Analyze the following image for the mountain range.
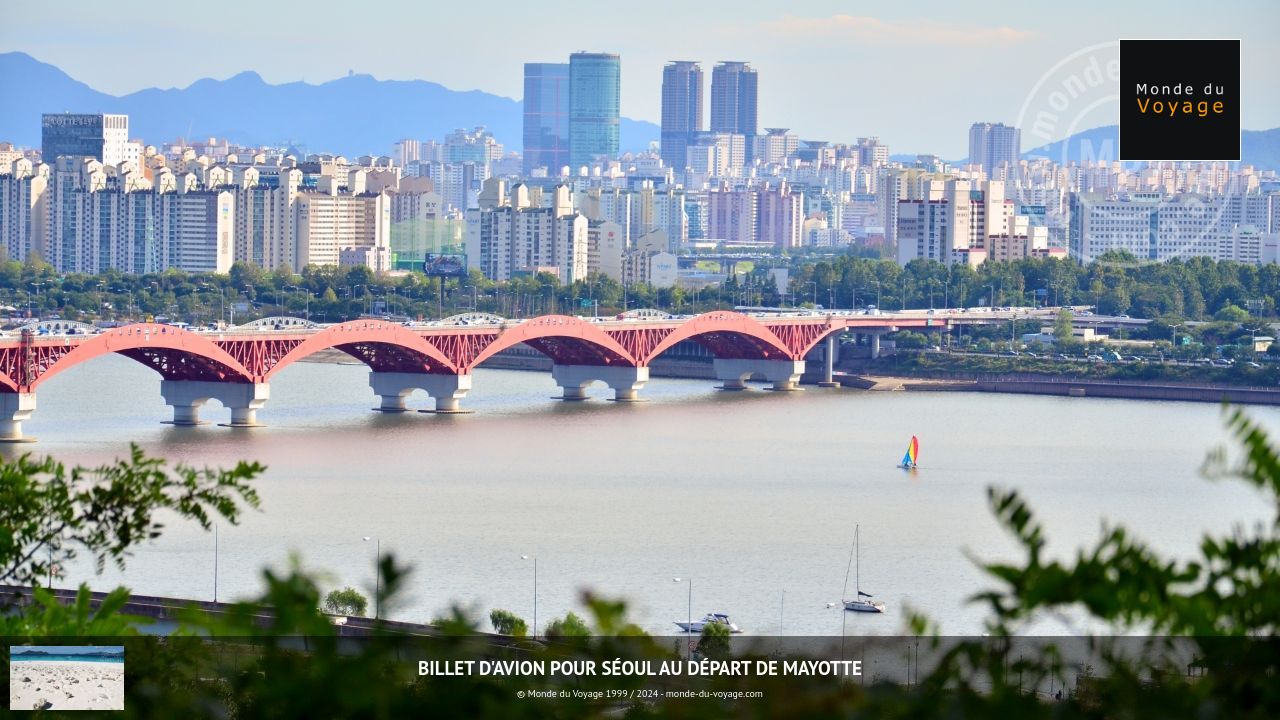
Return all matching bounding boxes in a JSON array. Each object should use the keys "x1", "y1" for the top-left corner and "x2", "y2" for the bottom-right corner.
[
  {"x1": 1022, "y1": 125, "x2": 1280, "y2": 171},
  {"x1": 2, "y1": 52, "x2": 1276, "y2": 170},
  {"x1": 0, "y1": 52, "x2": 659, "y2": 157}
]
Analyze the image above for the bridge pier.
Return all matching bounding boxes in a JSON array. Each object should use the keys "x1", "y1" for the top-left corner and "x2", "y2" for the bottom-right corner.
[
  {"x1": 551, "y1": 364, "x2": 649, "y2": 401},
  {"x1": 714, "y1": 358, "x2": 805, "y2": 391},
  {"x1": 369, "y1": 372, "x2": 472, "y2": 414},
  {"x1": 0, "y1": 392, "x2": 37, "y2": 442},
  {"x1": 160, "y1": 380, "x2": 270, "y2": 427},
  {"x1": 818, "y1": 335, "x2": 839, "y2": 387},
  {"x1": 870, "y1": 332, "x2": 882, "y2": 359}
]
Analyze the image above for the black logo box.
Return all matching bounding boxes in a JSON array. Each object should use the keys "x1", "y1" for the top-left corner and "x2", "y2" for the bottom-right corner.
[{"x1": 1119, "y1": 39, "x2": 1240, "y2": 161}]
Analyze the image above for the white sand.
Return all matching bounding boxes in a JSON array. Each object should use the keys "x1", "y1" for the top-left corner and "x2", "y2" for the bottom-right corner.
[{"x1": 9, "y1": 660, "x2": 124, "y2": 711}]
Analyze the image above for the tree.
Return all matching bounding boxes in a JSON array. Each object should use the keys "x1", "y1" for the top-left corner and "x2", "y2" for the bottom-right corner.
[
  {"x1": 696, "y1": 620, "x2": 731, "y2": 658},
  {"x1": 0, "y1": 445, "x2": 262, "y2": 589},
  {"x1": 1213, "y1": 303, "x2": 1249, "y2": 323},
  {"x1": 1053, "y1": 308, "x2": 1074, "y2": 342},
  {"x1": 488, "y1": 608, "x2": 528, "y2": 637},
  {"x1": 321, "y1": 587, "x2": 368, "y2": 617},
  {"x1": 544, "y1": 611, "x2": 590, "y2": 638}
]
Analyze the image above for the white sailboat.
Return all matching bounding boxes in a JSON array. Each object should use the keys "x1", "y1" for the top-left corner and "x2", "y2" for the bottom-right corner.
[{"x1": 842, "y1": 524, "x2": 885, "y2": 614}]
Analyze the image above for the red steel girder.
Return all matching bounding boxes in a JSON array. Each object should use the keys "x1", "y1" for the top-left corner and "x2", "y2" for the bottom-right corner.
[
  {"x1": 215, "y1": 338, "x2": 306, "y2": 378},
  {"x1": 606, "y1": 327, "x2": 675, "y2": 366},
  {"x1": 762, "y1": 320, "x2": 835, "y2": 358},
  {"x1": 426, "y1": 331, "x2": 501, "y2": 372}
]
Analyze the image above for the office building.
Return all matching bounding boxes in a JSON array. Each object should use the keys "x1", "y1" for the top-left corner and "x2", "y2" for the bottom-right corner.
[
  {"x1": 523, "y1": 63, "x2": 571, "y2": 175},
  {"x1": 41, "y1": 113, "x2": 130, "y2": 165},
  {"x1": 710, "y1": 62, "x2": 758, "y2": 164},
  {"x1": 660, "y1": 61, "x2": 703, "y2": 172},
  {"x1": 568, "y1": 52, "x2": 621, "y2": 169}
]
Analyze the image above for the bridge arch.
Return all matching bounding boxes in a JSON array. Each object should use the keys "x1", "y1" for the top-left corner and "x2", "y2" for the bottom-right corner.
[
  {"x1": 467, "y1": 315, "x2": 637, "y2": 370},
  {"x1": 638, "y1": 311, "x2": 793, "y2": 364},
  {"x1": 261, "y1": 319, "x2": 461, "y2": 379},
  {"x1": 18, "y1": 323, "x2": 254, "y2": 392}
]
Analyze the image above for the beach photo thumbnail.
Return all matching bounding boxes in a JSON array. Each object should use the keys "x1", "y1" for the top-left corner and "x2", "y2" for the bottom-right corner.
[{"x1": 9, "y1": 645, "x2": 124, "y2": 711}]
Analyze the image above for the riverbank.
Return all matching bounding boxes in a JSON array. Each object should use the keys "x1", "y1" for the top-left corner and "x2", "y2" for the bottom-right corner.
[{"x1": 298, "y1": 347, "x2": 1280, "y2": 405}]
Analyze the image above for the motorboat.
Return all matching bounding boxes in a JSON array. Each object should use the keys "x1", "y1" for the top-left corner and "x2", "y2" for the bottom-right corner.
[{"x1": 674, "y1": 613, "x2": 743, "y2": 634}]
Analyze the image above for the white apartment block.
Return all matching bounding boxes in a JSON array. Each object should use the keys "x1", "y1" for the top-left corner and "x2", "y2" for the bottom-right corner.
[
  {"x1": 465, "y1": 180, "x2": 587, "y2": 284},
  {"x1": 0, "y1": 159, "x2": 49, "y2": 262},
  {"x1": 1069, "y1": 192, "x2": 1273, "y2": 263},
  {"x1": 295, "y1": 190, "x2": 390, "y2": 271},
  {"x1": 896, "y1": 179, "x2": 1059, "y2": 265}
]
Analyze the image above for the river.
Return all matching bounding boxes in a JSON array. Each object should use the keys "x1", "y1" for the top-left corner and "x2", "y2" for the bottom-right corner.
[{"x1": 6, "y1": 354, "x2": 1274, "y2": 637}]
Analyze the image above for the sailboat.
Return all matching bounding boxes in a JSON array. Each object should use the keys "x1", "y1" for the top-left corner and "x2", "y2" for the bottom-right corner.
[
  {"x1": 842, "y1": 524, "x2": 886, "y2": 614},
  {"x1": 899, "y1": 435, "x2": 919, "y2": 469}
]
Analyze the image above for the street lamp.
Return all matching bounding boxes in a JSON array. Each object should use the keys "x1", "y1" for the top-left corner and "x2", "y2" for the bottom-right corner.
[
  {"x1": 363, "y1": 536, "x2": 381, "y2": 619},
  {"x1": 807, "y1": 281, "x2": 817, "y2": 309},
  {"x1": 673, "y1": 577, "x2": 692, "y2": 656},
  {"x1": 521, "y1": 555, "x2": 538, "y2": 639}
]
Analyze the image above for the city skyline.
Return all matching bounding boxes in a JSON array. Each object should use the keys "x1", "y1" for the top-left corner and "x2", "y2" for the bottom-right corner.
[{"x1": 3, "y1": 1, "x2": 1277, "y2": 158}]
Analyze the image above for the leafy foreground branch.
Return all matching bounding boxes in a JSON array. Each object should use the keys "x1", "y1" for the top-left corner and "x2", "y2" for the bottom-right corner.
[
  {"x1": 2, "y1": 417, "x2": 1278, "y2": 718},
  {"x1": 0, "y1": 444, "x2": 262, "y2": 592}
]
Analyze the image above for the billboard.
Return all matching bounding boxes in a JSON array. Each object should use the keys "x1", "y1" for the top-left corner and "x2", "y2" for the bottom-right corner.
[{"x1": 423, "y1": 253, "x2": 467, "y2": 278}]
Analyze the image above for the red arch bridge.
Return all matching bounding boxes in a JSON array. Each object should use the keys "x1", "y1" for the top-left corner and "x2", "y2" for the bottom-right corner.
[{"x1": 0, "y1": 309, "x2": 976, "y2": 441}]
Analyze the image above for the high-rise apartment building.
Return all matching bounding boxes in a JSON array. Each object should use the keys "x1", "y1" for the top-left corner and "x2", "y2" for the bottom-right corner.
[
  {"x1": 41, "y1": 113, "x2": 130, "y2": 166},
  {"x1": 294, "y1": 188, "x2": 391, "y2": 271},
  {"x1": 465, "y1": 180, "x2": 587, "y2": 283},
  {"x1": 710, "y1": 62, "x2": 758, "y2": 165},
  {"x1": 896, "y1": 179, "x2": 1055, "y2": 266},
  {"x1": 660, "y1": 61, "x2": 703, "y2": 172},
  {"x1": 968, "y1": 122, "x2": 1021, "y2": 175},
  {"x1": 568, "y1": 52, "x2": 621, "y2": 169},
  {"x1": 0, "y1": 159, "x2": 49, "y2": 263},
  {"x1": 523, "y1": 63, "x2": 571, "y2": 175}
]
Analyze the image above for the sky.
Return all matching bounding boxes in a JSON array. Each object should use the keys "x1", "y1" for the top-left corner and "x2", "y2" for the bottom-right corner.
[
  {"x1": 11, "y1": 646, "x2": 123, "y2": 655},
  {"x1": 3, "y1": 0, "x2": 1277, "y2": 157}
]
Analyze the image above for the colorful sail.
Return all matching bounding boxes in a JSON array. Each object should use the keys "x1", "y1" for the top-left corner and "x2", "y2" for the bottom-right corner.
[{"x1": 901, "y1": 435, "x2": 919, "y2": 467}]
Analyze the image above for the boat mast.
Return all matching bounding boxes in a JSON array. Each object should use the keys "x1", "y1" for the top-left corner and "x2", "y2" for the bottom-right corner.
[{"x1": 855, "y1": 524, "x2": 861, "y2": 596}]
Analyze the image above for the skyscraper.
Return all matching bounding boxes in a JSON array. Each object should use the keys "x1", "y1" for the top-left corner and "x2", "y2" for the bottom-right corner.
[
  {"x1": 968, "y1": 123, "x2": 1021, "y2": 175},
  {"x1": 568, "y1": 52, "x2": 621, "y2": 169},
  {"x1": 660, "y1": 61, "x2": 703, "y2": 172},
  {"x1": 710, "y1": 62, "x2": 758, "y2": 164},
  {"x1": 523, "y1": 63, "x2": 570, "y2": 175}
]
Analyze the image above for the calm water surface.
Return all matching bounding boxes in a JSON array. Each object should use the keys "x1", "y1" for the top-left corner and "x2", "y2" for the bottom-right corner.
[{"x1": 9, "y1": 354, "x2": 1275, "y2": 636}]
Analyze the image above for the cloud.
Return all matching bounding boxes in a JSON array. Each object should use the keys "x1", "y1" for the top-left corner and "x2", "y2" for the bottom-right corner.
[{"x1": 755, "y1": 14, "x2": 1034, "y2": 48}]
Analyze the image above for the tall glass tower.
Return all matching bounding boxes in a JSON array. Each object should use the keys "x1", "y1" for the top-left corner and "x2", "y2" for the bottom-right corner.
[
  {"x1": 523, "y1": 63, "x2": 570, "y2": 175},
  {"x1": 660, "y1": 61, "x2": 703, "y2": 172},
  {"x1": 710, "y1": 62, "x2": 758, "y2": 163},
  {"x1": 568, "y1": 52, "x2": 621, "y2": 169}
]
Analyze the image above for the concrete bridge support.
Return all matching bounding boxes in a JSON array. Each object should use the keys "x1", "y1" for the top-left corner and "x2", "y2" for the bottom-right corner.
[
  {"x1": 870, "y1": 332, "x2": 883, "y2": 359},
  {"x1": 551, "y1": 364, "x2": 649, "y2": 401},
  {"x1": 714, "y1": 358, "x2": 806, "y2": 391},
  {"x1": 160, "y1": 380, "x2": 270, "y2": 427},
  {"x1": 369, "y1": 372, "x2": 472, "y2": 413},
  {"x1": 818, "y1": 335, "x2": 840, "y2": 387},
  {"x1": 0, "y1": 392, "x2": 37, "y2": 442}
]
